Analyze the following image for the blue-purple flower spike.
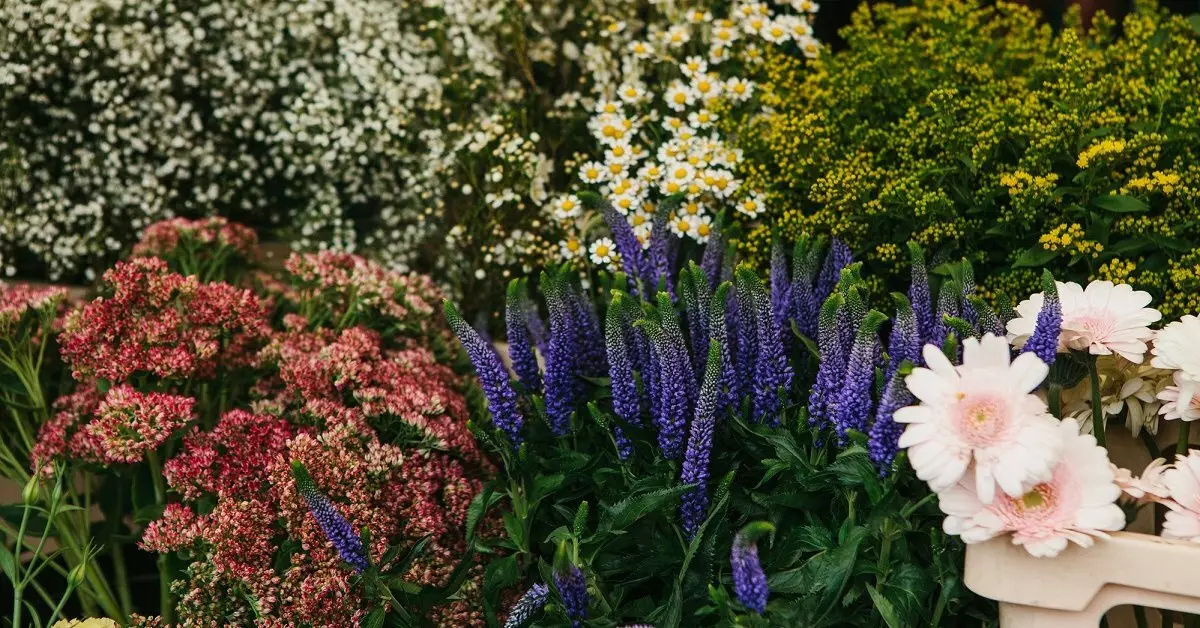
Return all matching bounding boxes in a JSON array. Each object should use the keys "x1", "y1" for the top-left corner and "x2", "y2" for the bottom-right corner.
[
  {"x1": 1021, "y1": 270, "x2": 1062, "y2": 367},
  {"x1": 657, "y1": 291, "x2": 697, "y2": 410},
  {"x1": 553, "y1": 544, "x2": 589, "y2": 628},
  {"x1": 960, "y1": 260, "x2": 979, "y2": 330},
  {"x1": 789, "y1": 238, "x2": 821, "y2": 338},
  {"x1": 932, "y1": 279, "x2": 961, "y2": 349},
  {"x1": 680, "y1": 341, "x2": 722, "y2": 539},
  {"x1": 816, "y1": 238, "x2": 852, "y2": 302},
  {"x1": 700, "y1": 219, "x2": 725, "y2": 288},
  {"x1": 601, "y1": 201, "x2": 646, "y2": 283},
  {"x1": 731, "y1": 525, "x2": 770, "y2": 615},
  {"x1": 808, "y1": 293, "x2": 845, "y2": 430},
  {"x1": 638, "y1": 315, "x2": 689, "y2": 460},
  {"x1": 541, "y1": 271, "x2": 577, "y2": 437},
  {"x1": 868, "y1": 364, "x2": 915, "y2": 474},
  {"x1": 832, "y1": 310, "x2": 888, "y2": 442},
  {"x1": 291, "y1": 461, "x2": 369, "y2": 573},
  {"x1": 505, "y1": 279, "x2": 543, "y2": 394},
  {"x1": 887, "y1": 293, "x2": 921, "y2": 377},
  {"x1": 504, "y1": 583, "x2": 550, "y2": 628},
  {"x1": 709, "y1": 282, "x2": 738, "y2": 416},
  {"x1": 445, "y1": 300, "x2": 524, "y2": 445},
  {"x1": 770, "y1": 239, "x2": 790, "y2": 331},
  {"x1": 647, "y1": 201, "x2": 674, "y2": 292},
  {"x1": 569, "y1": 281, "x2": 608, "y2": 378},
  {"x1": 733, "y1": 273, "x2": 758, "y2": 410},
  {"x1": 606, "y1": 292, "x2": 642, "y2": 458},
  {"x1": 907, "y1": 242, "x2": 933, "y2": 343},
  {"x1": 739, "y1": 266, "x2": 792, "y2": 426},
  {"x1": 680, "y1": 263, "x2": 711, "y2": 382}
]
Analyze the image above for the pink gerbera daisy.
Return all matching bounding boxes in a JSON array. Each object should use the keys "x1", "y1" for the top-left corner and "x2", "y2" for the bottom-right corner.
[
  {"x1": 938, "y1": 419, "x2": 1125, "y2": 557},
  {"x1": 897, "y1": 334, "x2": 1060, "y2": 504},
  {"x1": 1161, "y1": 451, "x2": 1200, "y2": 542},
  {"x1": 1008, "y1": 280, "x2": 1161, "y2": 363}
]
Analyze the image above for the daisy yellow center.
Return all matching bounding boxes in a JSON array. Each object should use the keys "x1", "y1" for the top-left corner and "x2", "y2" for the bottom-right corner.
[
  {"x1": 697, "y1": 80, "x2": 711, "y2": 92},
  {"x1": 603, "y1": 104, "x2": 617, "y2": 113},
  {"x1": 674, "y1": 168, "x2": 689, "y2": 180},
  {"x1": 673, "y1": 92, "x2": 687, "y2": 104},
  {"x1": 561, "y1": 200, "x2": 575, "y2": 211},
  {"x1": 770, "y1": 27, "x2": 783, "y2": 37},
  {"x1": 676, "y1": 219, "x2": 691, "y2": 231},
  {"x1": 698, "y1": 223, "x2": 711, "y2": 236},
  {"x1": 595, "y1": 244, "x2": 610, "y2": 257},
  {"x1": 567, "y1": 240, "x2": 580, "y2": 251}
]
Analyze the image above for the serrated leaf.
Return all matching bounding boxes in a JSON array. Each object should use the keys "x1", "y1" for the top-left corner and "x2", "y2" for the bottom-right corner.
[
  {"x1": 363, "y1": 607, "x2": 386, "y2": 628},
  {"x1": 867, "y1": 584, "x2": 904, "y2": 628},
  {"x1": 829, "y1": 449, "x2": 883, "y2": 504},
  {"x1": 600, "y1": 484, "x2": 695, "y2": 532}
]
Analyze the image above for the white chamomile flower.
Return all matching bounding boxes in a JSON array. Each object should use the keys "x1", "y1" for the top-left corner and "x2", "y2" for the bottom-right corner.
[
  {"x1": 799, "y1": 36, "x2": 821, "y2": 59},
  {"x1": 1008, "y1": 280, "x2": 1162, "y2": 363},
  {"x1": 937, "y1": 418, "x2": 1124, "y2": 558},
  {"x1": 686, "y1": 8, "x2": 713, "y2": 23},
  {"x1": 688, "y1": 110, "x2": 718, "y2": 129},
  {"x1": 578, "y1": 162, "x2": 607, "y2": 184},
  {"x1": 741, "y1": 13, "x2": 769, "y2": 35},
  {"x1": 670, "y1": 214, "x2": 696, "y2": 238},
  {"x1": 725, "y1": 77, "x2": 755, "y2": 102},
  {"x1": 793, "y1": 0, "x2": 820, "y2": 13},
  {"x1": 664, "y1": 82, "x2": 695, "y2": 112},
  {"x1": 552, "y1": 195, "x2": 582, "y2": 221},
  {"x1": 595, "y1": 99, "x2": 623, "y2": 116},
  {"x1": 559, "y1": 236, "x2": 585, "y2": 260},
  {"x1": 690, "y1": 73, "x2": 722, "y2": 101},
  {"x1": 712, "y1": 24, "x2": 739, "y2": 46},
  {"x1": 607, "y1": 177, "x2": 636, "y2": 197},
  {"x1": 603, "y1": 20, "x2": 626, "y2": 36},
  {"x1": 896, "y1": 335, "x2": 1061, "y2": 504},
  {"x1": 737, "y1": 194, "x2": 764, "y2": 218},
  {"x1": 782, "y1": 15, "x2": 814, "y2": 39},
  {"x1": 759, "y1": 20, "x2": 790, "y2": 44},
  {"x1": 589, "y1": 238, "x2": 617, "y2": 266},
  {"x1": 709, "y1": 45, "x2": 730, "y2": 64},
  {"x1": 663, "y1": 25, "x2": 691, "y2": 48},
  {"x1": 693, "y1": 215, "x2": 715, "y2": 243},
  {"x1": 634, "y1": 223, "x2": 653, "y2": 249},
  {"x1": 681, "y1": 199, "x2": 706, "y2": 216},
  {"x1": 662, "y1": 116, "x2": 686, "y2": 133},
  {"x1": 680, "y1": 56, "x2": 708, "y2": 78},
  {"x1": 628, "y1": 40, "x2": 654, "y2": 59},
  {"x1": 660, "y1": 162, "x2": 696, "y2": 195},
  {"x1": 637, "y1": 162, "x2": 664, "y2": 183},
  {"x1": 605, "y1": 141, "x2": 636, "y2": 165},
  {"x1": 617, "y1": 83, "x2": 646, "y2": 105},
  {"x1": 702, "y1": 168, "x2": 738, "y2": 198},
  {"x1": 611, "y1": 193, "x2": 640, "y2": 215}
]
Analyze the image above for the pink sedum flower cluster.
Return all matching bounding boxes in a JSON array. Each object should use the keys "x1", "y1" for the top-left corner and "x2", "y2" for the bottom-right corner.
[{"x1": 132, "y1": 217, "x2": 259, "y2": 262}]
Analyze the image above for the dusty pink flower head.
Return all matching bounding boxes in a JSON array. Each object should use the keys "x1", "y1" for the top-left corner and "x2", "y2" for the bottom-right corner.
[
  {"x1": 897, "y1": 334, "x2": 1060, "y2": 504},
  {"x1": 60, "y1": 258, "x2": 270, "y2": 382},
  {"x1": 164, "y1": 409, "x2": 295, "y2": 501},
  {"x1": 1161, "y1": 452, "x2": 1200, "y2": 542},
  {"x1": 82, "y1": 385, "x2": 195, "y2": 464},
  {"x1": 0, "y1": 282, "x2": 68, "y2": 335},
  {"x1": 133, "y1": 217, "x2": 260, "y2": 261},
  {"x1": 140, "y1": 503, "x2": 202, "y2": 553},
  {"x1": 1008, "y1": 280, "x2": 1161, "y2": 363},
  {"x1": 30, "y1": 385, "x2": 107, "y2": 474},
  {"x1": 1111, "y1": 458, "x2": 1171, "y2": 504},
  {"x1": 938, "y1": 419, "x2": 1125, "y2": 557}
]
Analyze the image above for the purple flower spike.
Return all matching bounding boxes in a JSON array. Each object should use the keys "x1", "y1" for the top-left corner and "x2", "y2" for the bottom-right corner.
[
  {"x1": 445, "y1": 300, "x2": 524, "y2": 445},
  {"x1": 1021, "y1": 270, "x2": 1062, "y2": 367},
  {"x1": 680, "y1": 263, "x2": 712, "y2": 382},
  {"x1": 816, "y1": 238, "x2": 852, "y2": 302},
  {"x1": 505, "y1": 583, "x2": 549, "y2": 628},
  {"x1": 700, "y1": 220, "x2": 725, "y2": 288},
  {"x1": 733, "y1": 275, "x2": 758, "y2": 410},
  {"x1": 868, "y1": 365, "x2": 914, "y2": 473},
  {"x1": 601, "y1": 201, "x2": 646, "y2": 283},
  {"x1": 738, "y1": 266, "x2": 792, "y2": 426},
  {"x1": 907, "y1": 242, "x2": 933, "y2": 343},
  {"x1": 647, "y1": 202, "x2": 673, "y2": 292},
  {"x1": 808, "y1": 293, "x2": 845, "y2": 430},
  {"x1": 770, "y1": 240, "x2": 791, "y2": 332},
  {"x1": 638, "y1": 313, "x2": 689, "y2": 460},
  {"x1": 680, "y1": 341, "x2": 722, "y2": 539},
  {"x1": 731, "y1": 525, "x2": 770, "y2": 615},
  {"x1": 960, "y1": 260, "x2": 978, "y2": 330},
  {"x1": 553, "y1": 546, "x2": 589, "y2": 628},
  {"x1": 542, "y1": 272, "x2": 578, "y2": 437},
  {"x1": 932, "y1": 279, "x2": 960, "y2": 349},
  {"x1": 506, "y1": 279, "x2": 543, "y2": 394},
  {"x1": 709, "y1": 282, "x2": 738, "y2": 416},
  {"x1": 887, "y1": 293, "x2": 921, "y2": 377},
  {"x1": 605, "y1": 292, "x2": 643, "y2": 434},
  {"x1": 789, "y1": 238, "x2": 821, "y2": 338},
  {"x1": 832, "y1": 310, "x2": 887, "y2": 442},
  {"x1": 291, "y1": 461, "x2": 369, "y2": 573},
  {"x1": 569, "y1": 281, "x2": 608, "y2": 378},
  {"x1": 657, "y1": 291, "x2": 697, "y2": 410}
]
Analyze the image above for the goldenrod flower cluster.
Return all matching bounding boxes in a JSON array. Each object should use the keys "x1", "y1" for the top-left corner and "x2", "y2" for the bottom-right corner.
[{"x1": 737, "y1": 0, "x2": 1200, "y2": 310}]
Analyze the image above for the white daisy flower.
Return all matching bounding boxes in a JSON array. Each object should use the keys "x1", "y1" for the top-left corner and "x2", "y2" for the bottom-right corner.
[
  {"x1": 688, "y1": 110, "x2": 718, "y2": 129},
  {"x1": 637, "y1": 162, "x2": 664, "y2": 183},
  {"x1": 799, "y1": 36, "x2": 821, "y2": 59},
  {"x1": 628, "y1": 40, "x2": 655, "y2": 59},
  {"x1": 552, "y1": 195, "x2": 583, "y2": 221},
  {"x1": 670, "y1": 214, "x2": 696, "y2": 238},
  {"x1": 725, "y1": 77, "x2": 755, "y2": 102},
  {"x1": 792, "y1": 0, "x2": 820, "y2": 13},
  {"x1": 611, "y1": 193, "x2": 640, "y2": 215},
  {"x1": 690, "y1": 73, "x2": 722, "y2": 101},
  {"x1": 693, "y1": 215, "x2": 715, "y2": 243},
  {"x1": 595, "y1": 99, "x2": 623, "y2": 116},
  {"x1": 709, "y1": 45, "x2": 730, "y2": 65},
  {"x1": 617, "y1": 83, "x2": 646, "y2": 105},
  {"x1": 680, "y1": 56, "x2": 708, "y2": 78},
  {"x1": 589, "y1": 238, "x2": 617, "y2": 266},
  {"x1": 938, "y1": 418, "x2": 1125, "y2": 558},
  {"x1": 664, "y1": 82, "x2": 696, "y2": 112},
  {"x1": 686, "y1": 9, "x2": 713, "y2": 23},
  {"x1": 660, "y1": 161, "x2": 696, "y2": 195},
  {"x1": 1008, "y1": 280, "x2": 1162, "y2": 363},
  {"x1": 663, "y1": 25, "x2": 691, "y2": 48},
  {"x1": 559, "y1": 236, "x2": 585, "y2": 260},
  {"x1": 737, "y1": 194, "x2": 764, "y2": 218},
  {"x1": 897, "y1": 335, "x2": 1061, "y2": 504},
  {"x1": 759, "y1": 20, "x2": 790, "y2": 44},
  {"x1": 578, "y1": 161, "x2": 607, "y2": 184},
  {"x1": 702, "y1": 168, "x2": 738, "y2": 198}
]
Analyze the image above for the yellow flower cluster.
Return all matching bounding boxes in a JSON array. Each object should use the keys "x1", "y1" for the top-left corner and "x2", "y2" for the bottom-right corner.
[
  {"x1": 737, "y1": 0, "x2": 1200, "y2": 305},
  {"x1": 1039, "y1": 223, "x2": 1103, "y2": 257},
  {"x1": 1123, "y1": 170, "x2": 1182, "y2": 194},
  {"x1": 1076, "y1": 139, "x2": 1128, "y2": 169}
]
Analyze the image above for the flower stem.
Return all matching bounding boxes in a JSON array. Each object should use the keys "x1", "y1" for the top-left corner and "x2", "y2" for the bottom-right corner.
[
  {"x1": 1086, "y1": 355, "x2": 1106, "y2": 447},
  {"x1": 147, "y1": 452, "x2": 174, "y2": 624},
  {"x1": 112, "y1": 541, "x2": 134, "y2": 618},
  {"x1": 1178, "y1": 421, "x2": 1191, "y2": 458}
]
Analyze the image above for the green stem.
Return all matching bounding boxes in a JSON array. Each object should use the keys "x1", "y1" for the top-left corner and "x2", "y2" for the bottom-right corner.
[
  {"x1": 147, "y1": 452, "x2": 174, "y2": 624},
  {"x1": 901, "y1": 492, "x2": 937, "y2": 519},
  {"x1": 1087, "y1": 355, "x2": 1106, "y2": 448},
  {"x1": 112, "y1": 541, "x2": 134, "y2": 618},
  {"x1": 12, "y1": 501, "x2": 31, "y2": 628},
  {"x1": 1178, "y1": 421, "x2": 1191, "y2": 458}
]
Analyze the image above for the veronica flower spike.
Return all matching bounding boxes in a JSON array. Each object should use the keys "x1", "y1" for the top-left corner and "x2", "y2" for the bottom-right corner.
[
  {"x1": 680, "y1": 341, "x2": 723, "y2": 539},
  {"x1": 553, "y1": 541, "x2": 589, "y2": 628},
  {"x1": 445, "y1": 300, "x2": 525, "y2": 445},
  {"x1": 505, "y1": 278, "x2": 543, "y2": 393},
  {"x1": 290, "y1": 461, "x2": 370, "y2": 573},
  {"x1": 731, "y1": 522, "x2": 772, "y2": 614}
]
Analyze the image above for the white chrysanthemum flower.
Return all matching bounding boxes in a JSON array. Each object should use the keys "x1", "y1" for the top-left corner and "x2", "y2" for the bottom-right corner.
[
  {"x1": 558, "y1": 237, "x2": 585, "y2": 260},
  {"x1": 690, "y1": 73, "x2": 722, "y2": 101},
  {"x1": 611, "y1": 194, "x2": 640, "y2": 215},
  {"x1": 606, "y1": 177, "x2": 637, "y2": 197},
  {"x1": 1008, "y1": 280, "x2": 1161, "y2": 363},
  {"x1": 670, "y1": 214, "x2": 696, "y2": 238},
  {"x1": 660, "y1": 162, "x2": 696, "y2": 195},
  {"x1": 938, "y1": 418, "x2": 1125, "y2": 558},
  {"x1": 794, "y1": 0, "x2": 820, "y2": 13},
  {"x1": 680, "y1": 56, "x2": 708, "y2": 77},
  {"x1": 688, "y1": 110, "x2": 718, "y2": 129},
  {"x1": 628, "y1": 40, "x2": 654, "y2": 59},
  {"x1": 686, "y1": 9, "x2": 713, "y2": 24},
  {"x1": 897, "y1": 335, "x2": 1060, "y2": 503},
  {"x1": 782, "y1": 15, "x2": 814, "y2": 39},
  {"x1": 662, "y1": 25, "x2": 691, "y2": 48},
  {"x1": 636, "y1": 162, "x2": 663, "y2": 183},
  {"x1": 604, "y1": 141, "x2": 636, "y2": 165},
  {"x1": 552, "y1": 195, "x2": 582, "y2": 221},
  {"x1": 595, "y1": 99, "x2": 623, "y2": 116},
  {"x1": 737, "y1": 194, "x2": 764, "y2": 218},
  {"x1": 664, "y1": 82, "x2": 696, "y2": 112},
  {"x1": 680, "y1": 200, "x2": 707, "y2": 217},
  {"x1": 578, "y1": 161, "x2": 607, "y2": 184},
  {"x1": 799, "y1": 36, "x2": 822, "y2": 59},
  {"x1": 693, "y1": 215, "x2": 714, "y2": 243},
  {"x1": 1161, "y1": 452, "x2": 1200, "y2": 541},
  {"x1": 759, "y1": 20, "x2": 790, "y2": 44},
  {"x1": 603, "y1": 20, "x2": 626, "y2": 36},
  {"x1": 589, "y1": 238, "x2": 617, "y2": 266},
  {"x1": 1151, "y1": 315, "x2": 1200, "y2": 406},
  {"x1": 702, "y1": 168, "x2": 738, "y2": 198},
  {"x1": 725, "y1": 77, "x2": 755, "y2": 102},
  {"x1": 617, "y1": 83, "x2": 646, "y2": 105},
  {"x1": 709, "y1": 44, "x2": 730, "y2": 64},
  {"x1": 1158, "y1": 371, "x2": 1200, "y2": 421}
]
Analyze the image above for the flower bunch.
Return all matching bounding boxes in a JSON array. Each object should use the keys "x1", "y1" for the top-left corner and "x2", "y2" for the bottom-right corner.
[
  {"x1": 739, "y1": 0, "x2": 1200, "y2": 316},
  {"x1": 450, "y1": 229, "x2": 991, "y2": 625}
]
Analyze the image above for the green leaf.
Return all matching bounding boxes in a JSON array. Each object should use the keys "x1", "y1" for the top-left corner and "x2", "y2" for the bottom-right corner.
[
  {"x1": 1012, "y1": 247, "x2": 1058, "y2": 269},
  {"x1": 363, "y1": 607, "x2": 386, "y2": 628},
  {"x1": 502, "y1": 511, "x2": 526, "y2": 552},
  {"x1": 466, "y1": 483, "x2": 501, "y2": 538},
  {"x1": 867, "y1": 584, "x2": 904, "y2": 628},
  {"x1": 1093, "y1": 194, "x2": 1149, "y2": 213},
  {"x1": 599, "y1": 484, "x2": 695, "y2": 532},
  {"x1": 789, "y1": 321, "x2": 820, "y2": 359},
  {"x1": 830, "y1": 448, "x2": 882, "y2": 504},
  {"x1": 0, "y1": 537, "x2": 16, "y2": 580}
]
